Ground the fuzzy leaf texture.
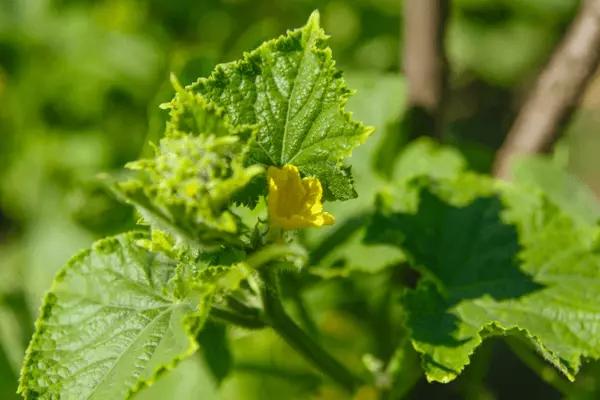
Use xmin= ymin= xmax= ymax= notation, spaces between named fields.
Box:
xmin=366 ymin=176 xmax=600 ymax=383
xmin=19 ymin=232 xmax=211 ymax=399
xmin=186 ymin=11 xmax=374 ymax=202
xmin=111 ymin=96 xmax=262 ymax=251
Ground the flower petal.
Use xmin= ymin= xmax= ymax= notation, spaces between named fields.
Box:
xmin=267 ymin=165 xmax=334 ymax=229
xmin=301 ymin=177 xmax=324 ymax=214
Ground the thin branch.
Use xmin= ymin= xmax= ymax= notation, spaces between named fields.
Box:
xmin=494 ymin=0 xmax=600 ymax=179
xmin=403 ymin=0 xmax=450 ymax=140
xmin=210 ymin=305 xmax=267 ymax=330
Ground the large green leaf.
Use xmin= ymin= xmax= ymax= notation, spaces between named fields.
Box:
xmin=189 ymin=11 xmax=374 ymax=201
xmin=307 ymin=137 xmax=466 ymax=274
xmin=366 ymin=181 xmax=600 ymax=383
xmin=19 ymin=232 xmax=211 ymax=399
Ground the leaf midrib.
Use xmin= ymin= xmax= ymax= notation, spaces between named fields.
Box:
xmin=84 ymin=303 xmax=177 ymax=400
xmin=280 ymin=27 xmax=317 ymax=165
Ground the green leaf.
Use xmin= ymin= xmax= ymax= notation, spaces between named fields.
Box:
xmin=19 ymin=232 xmax=211 ymax=400
xmin=366 ymin=181 xmax=600 ymax=383
xmin=393 ymin=138 xmax=467 ymax=184
xmin=109 ymin=97 xmax=263 ymax=251
xmin=133 ymin=357 xmax=218 ymax=400
xmin=188 ymin=11 xmax=374 ymax=201
xmin=196 ymin=321 xmax=232 ymax=385
xmin=512 ymin=155 xmax=600 ymax=227
xmin=301 ymin=72 xmax=406 ymax=273
xmin=162 ymin=75 xmax=256 ymax=143
xmin=307 ymin=138 xmax=471 ymax=274
xmin=337 ymin=71 xmax=406 ymax=180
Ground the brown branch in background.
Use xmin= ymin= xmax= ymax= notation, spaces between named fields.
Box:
xmin=403 ymin=0 xmax=450 ymax=141
xmin=493 ymin=0 xmax=600 ymax=179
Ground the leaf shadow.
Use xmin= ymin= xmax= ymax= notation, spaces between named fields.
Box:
xmin=368 ymin=188 xmax=544 ymax=348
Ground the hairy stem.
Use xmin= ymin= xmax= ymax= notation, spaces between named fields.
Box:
xmin=259 ymin=269 xmax=361 ymax=393
xmin=210 ymin=305 xmax=266 ymax=330
xmin=288 ymin=276 xmax=321 ymax=339
xmin=245 ymin=241 xmax=307 ymax=269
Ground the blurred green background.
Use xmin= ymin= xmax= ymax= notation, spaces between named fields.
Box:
xmin=1 ymin=0 xmax=600 ymax=399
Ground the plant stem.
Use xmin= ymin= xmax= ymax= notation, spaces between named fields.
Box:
xmin=309 ymin=212 xmax=368 ymax=266
xmin=235 ymin=361 xmax=323 ymax=388
xmin=281 ymin=272 xmax=320 ymax=339
xmin=245 ymin=242 xmax=307 ymax=269
xmin=259 ymin=268 xmax=361 ymax=393
xmin=210 ymin=305 xmax=266 ymax=330
xmin=290 ymin=282 xmax=320 ymax=339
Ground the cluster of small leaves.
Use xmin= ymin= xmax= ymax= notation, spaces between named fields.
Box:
xmin=18 ymin=11 xmax=371 ymax=400
xmin=365 ymin=142 xmax=600 ymax=384
xmin=20 ymin=6 xmax=600 ymax=398
xmin=111 ymin=86 xmax=263 ymax=252
xmin=18 ymin=97 xmax=263 ymax=397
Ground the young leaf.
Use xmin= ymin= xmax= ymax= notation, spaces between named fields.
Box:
xmin=162 ymin=76 xmax=256 ymax=143
xmin=19 ymin=232 xmax=211 ymax=400
xmin=366 ymin=182 xmax=600 ymax=383
xmin=109 ymin=99 xmax=263 ymax=251
xmin=187 ymin=11 xmax=374 ymax=202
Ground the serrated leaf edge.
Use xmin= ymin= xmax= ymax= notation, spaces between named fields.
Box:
xmin=18 ymin=232 xmax=212 ymax=399
xmin=125 ymin=295 xmax=212 ymax=399
xmin=403 ymin=283 xmax=578 ymax=383
xmin=163 ymin=74 xmax=260 ymax=143
xmin=187 ymin=10 xmax=375 ymax=170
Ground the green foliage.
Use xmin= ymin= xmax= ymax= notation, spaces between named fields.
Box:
xmin=302 ymin=72 xmax=406 ymax=274
xmin=16 ymin=12 xmax=376 ymax=399
xmin=196 ymin=321 xmax=232 ymax=385
xmin=110 ymin=89 xmax=262 ymax=252
xmin=6 ymin=3 xmax=600 ymax=400
xmin=189 ymin=11 xmax=374 ymax=202
xmin=512 ymin=156 xmax=600 ymax=226
xmin=365 ymin=155 xmax=600 ymax=383
xmin=19 ymin=232 xmax=211 ymax=399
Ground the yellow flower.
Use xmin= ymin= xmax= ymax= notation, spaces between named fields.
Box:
xmin=267 ymin=165 xmax=334 ymax=229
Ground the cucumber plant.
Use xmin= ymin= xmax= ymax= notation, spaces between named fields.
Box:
xmin=18 ymin=11 xmax=600 ymax=399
